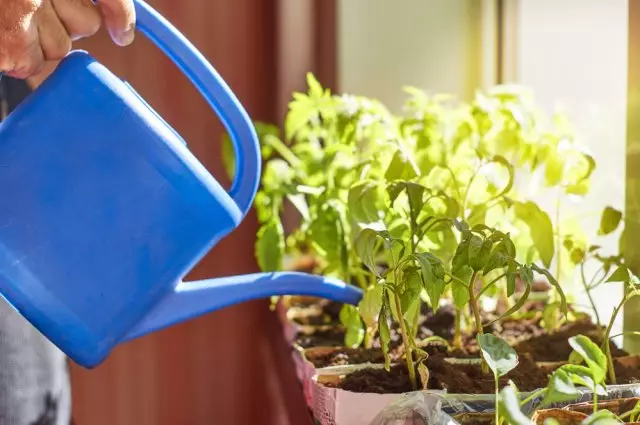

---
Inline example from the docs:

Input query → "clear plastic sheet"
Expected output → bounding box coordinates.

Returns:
[370,393,458,425]
[369,384,640,425]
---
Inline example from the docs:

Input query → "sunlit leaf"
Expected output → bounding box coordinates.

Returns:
[358,284,384,330]
[540,368,580,408]
[598,206,623,236]
[477,333,518,377]
[255,218,285,272]
[514,201,554,268]
[498,385,534,425]
[568,335,607,384]
[339,305,364,348]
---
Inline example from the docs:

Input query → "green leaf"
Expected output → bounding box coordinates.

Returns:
[339,305,364,348]
[378,300,392,371]
[532,263,568,315]
[452,232,471,274]
[348,180,387,228]
[506,262,517,296]
[477,333,518,377]
[544,145,565,187]
[355,228,381,276]
[470,238,493,272]
[255,218,285,272]
[467,234,484,268]
[598,207,623,236]
[413,253,446,310]
[451,279,471,308]
[387,181,426,226]
[385,147,420,181]
[309,201,349,274]
[498,385,534,425]
[358,285,384,330]
[541,302,561,332]
[568,335,607,383]
[221,133,235,181]
[581,409,622,425]
[488,155,516,198]
[540,368,580,408]
[483,241,511,275]
[607,265,631,283]
[514,201,554,268]
[399,267,422,323]
[565,152,596,196]
[307,72,324,98]
[484,278,531,327]
[559,364,602,393]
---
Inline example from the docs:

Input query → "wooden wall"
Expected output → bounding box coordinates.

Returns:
[38,1,336,423]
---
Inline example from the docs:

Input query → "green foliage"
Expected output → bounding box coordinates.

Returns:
[498,385,533,425]
[227,74,613,375]
[477,334,518,377]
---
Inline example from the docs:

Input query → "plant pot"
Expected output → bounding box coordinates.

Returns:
[531,409,587,425]
[452,412,494,425]
[308,361,533,425]
[311,364,403,425]
[564,397,640,415]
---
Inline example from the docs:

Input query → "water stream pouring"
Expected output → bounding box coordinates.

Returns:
[0,0,362,368]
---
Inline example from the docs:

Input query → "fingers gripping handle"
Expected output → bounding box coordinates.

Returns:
[134,0,261,219]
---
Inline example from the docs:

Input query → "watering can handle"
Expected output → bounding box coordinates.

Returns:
[134,0,260,219]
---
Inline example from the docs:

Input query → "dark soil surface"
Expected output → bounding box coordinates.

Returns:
[300,314,628,367]
[294,326,346,349]
[510,318,628,362]
[613,360,640,385]
[328,355,640,395]
[330,353,552,394]
[306,347,388,368]
[293,303,457,350]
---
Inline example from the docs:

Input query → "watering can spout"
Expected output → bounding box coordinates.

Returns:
[121,272,363,342]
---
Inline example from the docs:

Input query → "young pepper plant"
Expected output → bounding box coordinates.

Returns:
[598,265,640,384]
[354,225,446,391]
[449,221,567,363]
[477,333,519,425]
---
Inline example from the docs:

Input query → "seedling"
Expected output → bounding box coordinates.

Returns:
[450,221,567,367]
[598,266,640,384]
[519,335,608,415]
[477,334,519,425]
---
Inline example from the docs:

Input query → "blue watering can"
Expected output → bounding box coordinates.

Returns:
[0,0,362,368]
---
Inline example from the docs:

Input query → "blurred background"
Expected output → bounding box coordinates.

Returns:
[26,0,634,423]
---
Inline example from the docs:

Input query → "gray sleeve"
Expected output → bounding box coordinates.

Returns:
[0,76,72,425]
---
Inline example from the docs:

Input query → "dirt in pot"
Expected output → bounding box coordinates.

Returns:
[612,359,640,385]
[511,318,628,362]
[308,343,450,368]
[307,347,389,368]
[295,327,346,348]
[332,353,553,394]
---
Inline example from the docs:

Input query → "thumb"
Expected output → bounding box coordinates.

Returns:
[97,0,136,46]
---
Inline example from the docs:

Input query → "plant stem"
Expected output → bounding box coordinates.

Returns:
[580,262,601,328]
[520,388,546,408]
[476,272,508,298]
[553,194,562,308]
[393,291,417,390]
[494,376,500,425]
[468,272,488,374]
[265,135,302,168]
[603,294,627,384]
[593,389,598,413]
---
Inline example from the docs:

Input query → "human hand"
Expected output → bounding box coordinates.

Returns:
[0,0,136,79]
